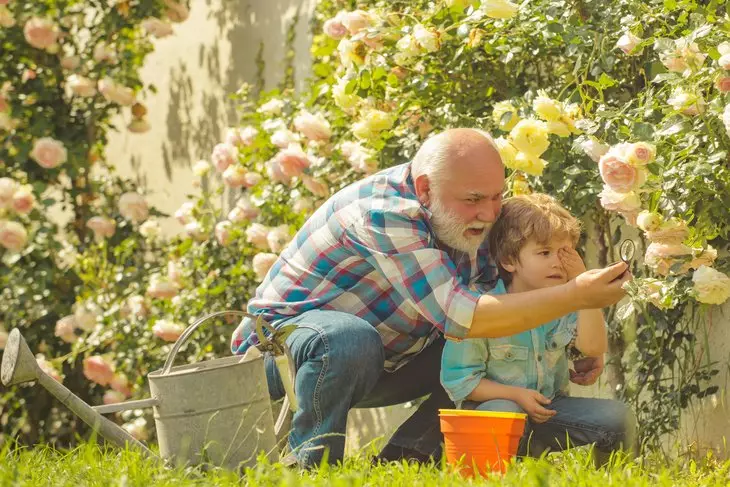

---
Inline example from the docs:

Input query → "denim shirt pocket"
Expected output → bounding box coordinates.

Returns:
[486,344,529,387]
[544,327,575,369]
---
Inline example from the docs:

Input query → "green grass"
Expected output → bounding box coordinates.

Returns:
[1,442,729,486]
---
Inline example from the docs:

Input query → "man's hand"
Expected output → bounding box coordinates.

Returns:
[558,247,587,280]
[512,388,557,423]
[570,262,631,309]
[569,355,604,386]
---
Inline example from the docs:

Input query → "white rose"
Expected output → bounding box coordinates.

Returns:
[258,98,285,115]
[233,195,259,220]
[147,274,178,299]
[215,220,232,246]
[293,111,332,141]
[86,216,116,240]
[579,137,610,163]
[139,219,162,240]
[245,223,270,250]
[93,43,118,64]
[192,159,211,176]
[98,78,135,106]
[616,32,642,55]
[271,128,298,148]
[74,304,99,332]
[252,252,278,280]
[153,319,185,342]
[184,220,207,241]
[55,315,78,343]
[266,224,291,253]
[122,417,148,441]
[598,186,641,213]
[723,104,730,138]
[118,192,149,223]
[413,24,440,52]
[667,88,705,116]
[395,34,420,65]
[692,266,730,305]
[636,210,662,232]
[332,78,360,111]
[174,201,195,225]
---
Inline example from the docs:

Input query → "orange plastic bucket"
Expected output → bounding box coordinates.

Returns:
[439,408,527,477]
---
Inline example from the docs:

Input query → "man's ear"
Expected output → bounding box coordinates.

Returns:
[414,174,431,206]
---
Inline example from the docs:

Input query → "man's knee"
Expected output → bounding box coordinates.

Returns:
[598,401,636,452]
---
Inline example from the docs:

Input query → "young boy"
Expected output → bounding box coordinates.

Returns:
[441,193,635,460]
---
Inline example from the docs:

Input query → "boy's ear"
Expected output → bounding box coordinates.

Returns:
[501,258,516,273]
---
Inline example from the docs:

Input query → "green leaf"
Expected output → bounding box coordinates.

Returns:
[386,73,399,87]
[598,73,616,88]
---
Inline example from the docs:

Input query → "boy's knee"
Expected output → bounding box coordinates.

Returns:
[475,399,525,414]
[600,401,637,452]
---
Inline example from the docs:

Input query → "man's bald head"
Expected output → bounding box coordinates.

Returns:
[411,128,504,192]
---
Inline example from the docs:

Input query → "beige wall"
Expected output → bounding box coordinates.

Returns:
[107,0,317,234]
[107,0,730,459]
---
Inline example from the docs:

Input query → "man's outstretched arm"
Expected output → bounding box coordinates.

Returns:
[466,262,630,339]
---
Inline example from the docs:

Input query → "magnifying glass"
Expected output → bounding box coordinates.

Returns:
[619,239,635,266]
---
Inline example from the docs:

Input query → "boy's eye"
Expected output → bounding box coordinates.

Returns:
[539,250,550,256]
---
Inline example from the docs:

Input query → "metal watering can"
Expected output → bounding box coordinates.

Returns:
[0,310,298,471]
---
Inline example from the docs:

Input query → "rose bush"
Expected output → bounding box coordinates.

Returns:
[2,0,730,452]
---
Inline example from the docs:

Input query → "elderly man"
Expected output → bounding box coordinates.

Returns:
[231,128,630,468]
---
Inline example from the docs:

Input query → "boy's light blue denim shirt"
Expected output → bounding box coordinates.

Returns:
[440,279,578,406]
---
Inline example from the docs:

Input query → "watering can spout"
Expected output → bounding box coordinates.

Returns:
[1,329,156,459]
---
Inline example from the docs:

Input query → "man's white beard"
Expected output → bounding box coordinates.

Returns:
[429,194,489,254]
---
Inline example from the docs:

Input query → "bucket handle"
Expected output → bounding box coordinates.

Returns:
[161,310,258,375]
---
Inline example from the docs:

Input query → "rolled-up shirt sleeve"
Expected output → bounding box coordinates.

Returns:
[342,208,480,340]
[441,337,488,403]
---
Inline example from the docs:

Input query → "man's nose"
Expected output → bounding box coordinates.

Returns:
[477,202,499,222]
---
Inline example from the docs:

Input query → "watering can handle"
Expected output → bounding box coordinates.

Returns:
[161,310,260,375]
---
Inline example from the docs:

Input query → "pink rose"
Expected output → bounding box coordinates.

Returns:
[0,92,8,114]
[266,158,292,184]
[266,224,290,253]
[243,172,262,187]
[167,261,184,287]
[301,175,329,198]
[228,207,248,223]
[31,137,67,169]
[720,53,730,70]
[323,13,348,39]
[252,252,278,280]
[342,10,373,35]
[292,196,314,214]
[215,220,232,246]
[184,221,207,241]
[716,76,730,93]
[222,165,248,188]
[110,374,133,397]
[147,275,178,299]
[54,315,78,343]
[152,319,185,342]
[86,216,116,240]
[23,17,59,50]
[293,111,332,141]
[174,201,195,224]
[74,304,99,332]
[626,142,656,166]
[616,32,642,55]
[163,0,189,23]
[688,246,717,271]
[646,219,689,245]
[599,151,638,192]
[211,143,237,172]
[67,74,97,97]
[231,195,259,221]
[120,295,148,319]
[37,356,62,383]
[128,118,150,134]
[0,220,28,252]
[645,242,692,276]
[276,144,311,178]
[0,5,14,29]
[118,192,149,223]
[98,78,135,106]
[0,177,18,209]
[271,129,298,148]
[245,223,270,250]
[21,69,36,83]
[103,390,126,405]
[11,186,35,214]
[60,55,81,70]
[226,126,257,146]
[83,356,115,386]
[93,43,118,64]
[141,17,174,38]
[123,418,148,441]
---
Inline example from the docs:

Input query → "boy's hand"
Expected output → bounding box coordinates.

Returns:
[558,247,587,280]
[512,388,557,423]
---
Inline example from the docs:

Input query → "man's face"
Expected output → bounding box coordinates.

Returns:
[428,164,505,254]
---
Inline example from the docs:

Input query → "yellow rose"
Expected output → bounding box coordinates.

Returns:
[482,0,518,19]
[332,78,359,111]
[533,93,562,122]
[494,136,518,167]
[626,141,656,166]
[353,110,395,140]
[692,265,730,305]
[513,151,546,176]
[509,119,550,158]
[510,174,531,195]
[546,120,572,137]
[492,100,521,131]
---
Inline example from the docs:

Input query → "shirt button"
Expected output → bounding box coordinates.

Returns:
[537,355,542,362]
[505,351,513,359]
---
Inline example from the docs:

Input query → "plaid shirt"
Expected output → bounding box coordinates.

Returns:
[231,162,497,371]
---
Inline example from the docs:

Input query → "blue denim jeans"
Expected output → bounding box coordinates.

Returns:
[461,394,636,457]
[263,309,452,467]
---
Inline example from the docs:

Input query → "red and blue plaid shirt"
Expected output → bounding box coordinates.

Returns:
[231,163,497,371]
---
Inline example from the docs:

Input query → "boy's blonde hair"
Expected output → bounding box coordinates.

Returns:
[488,193,581,284]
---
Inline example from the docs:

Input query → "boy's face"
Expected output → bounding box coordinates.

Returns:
[503,235,574,291]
